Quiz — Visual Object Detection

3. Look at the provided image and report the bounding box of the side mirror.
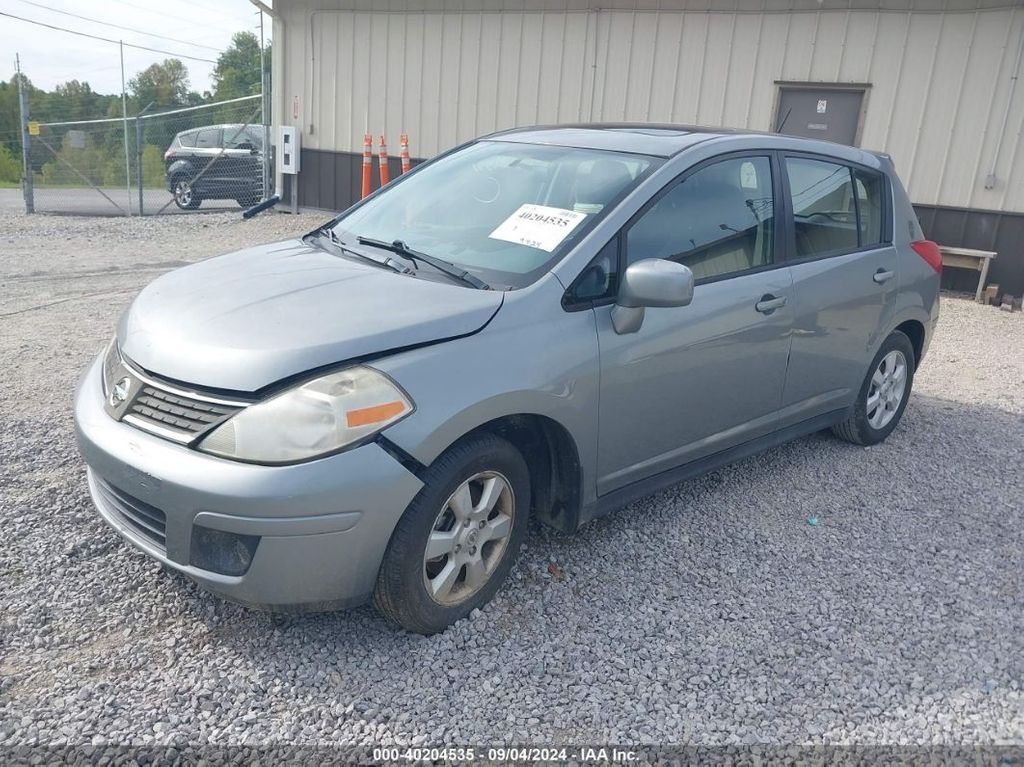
[611,258,694,334]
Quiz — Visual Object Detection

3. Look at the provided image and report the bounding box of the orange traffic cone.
[361,133,373,199]
[378,135,390,187]
[400,134,411,174]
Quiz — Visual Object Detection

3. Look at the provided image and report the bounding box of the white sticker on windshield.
[488,204,587,252]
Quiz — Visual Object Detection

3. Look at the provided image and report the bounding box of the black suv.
[164,124,266,210]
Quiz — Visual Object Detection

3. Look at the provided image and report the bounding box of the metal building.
[268,0,1024,293]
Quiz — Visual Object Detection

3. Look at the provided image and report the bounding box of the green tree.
[212,32,269,101]
[49,80,103,121]
[38,134,122,188]
[140,144,165,187]
[0,72,123,178]
[128,59,191,109]
[0,144,21,183]
[0,74,32,164]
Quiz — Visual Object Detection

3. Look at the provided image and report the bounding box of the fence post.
[135,116,144,216]
[260,8,271,202]
[119,41,132,216]
[15,54,33,214]
[262,69,271,202]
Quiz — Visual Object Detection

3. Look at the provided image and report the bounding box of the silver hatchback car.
[75,125,940,634]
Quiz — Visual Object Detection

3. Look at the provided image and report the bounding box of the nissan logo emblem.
[110,376,131,406]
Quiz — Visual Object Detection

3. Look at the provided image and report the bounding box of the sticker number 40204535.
[488,204,588,252]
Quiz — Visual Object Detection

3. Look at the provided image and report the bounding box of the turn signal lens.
[346,401,407,428]
[198,366,413,464]
[911,240,942,273]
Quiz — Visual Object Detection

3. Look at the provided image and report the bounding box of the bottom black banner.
[2,744,1023,766]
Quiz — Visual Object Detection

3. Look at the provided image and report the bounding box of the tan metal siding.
[946,9,1012,208]
[279,2,1024,212]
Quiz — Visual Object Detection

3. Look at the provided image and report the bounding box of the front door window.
[626,156,774,282]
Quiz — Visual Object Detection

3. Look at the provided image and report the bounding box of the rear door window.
[244,126,264,148]
[785,157,858,258]
[195,128,221,148]
[224,127,255,149]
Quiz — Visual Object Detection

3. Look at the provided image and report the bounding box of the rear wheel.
[832,330,916,446]
[172,178,201,210]
[373,433,530,634]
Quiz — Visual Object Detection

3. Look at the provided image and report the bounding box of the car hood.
[118,238,504,392]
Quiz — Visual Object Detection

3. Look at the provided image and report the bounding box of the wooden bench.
[938,246,997,303]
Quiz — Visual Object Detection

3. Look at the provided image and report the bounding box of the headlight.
[197,366,413,464]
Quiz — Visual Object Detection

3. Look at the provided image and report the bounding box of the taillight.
[164,150,175,161]
[911,239,942,273]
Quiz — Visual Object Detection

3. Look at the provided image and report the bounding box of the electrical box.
[279,126,300,174]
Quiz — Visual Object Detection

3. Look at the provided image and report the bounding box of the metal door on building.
[775,86,866,146]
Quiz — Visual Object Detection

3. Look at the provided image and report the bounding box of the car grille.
[103,343,248,444]
[93,475,167,550]
[128,385,241,437]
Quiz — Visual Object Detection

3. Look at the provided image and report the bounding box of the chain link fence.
[24,95,271,216]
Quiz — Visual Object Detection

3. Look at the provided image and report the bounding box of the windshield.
[332,140,659,288]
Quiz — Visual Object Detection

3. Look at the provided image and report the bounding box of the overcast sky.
[2,0,270,95]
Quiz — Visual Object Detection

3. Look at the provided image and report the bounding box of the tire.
[831,330,916,446]
[373,433,530,635]
[172,178,201,210]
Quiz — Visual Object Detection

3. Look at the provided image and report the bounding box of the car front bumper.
[74,353,424,611]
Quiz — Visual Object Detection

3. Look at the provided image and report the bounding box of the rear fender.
[166,159,195,184]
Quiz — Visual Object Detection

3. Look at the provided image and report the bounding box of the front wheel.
[172,178,201,210]
[832,330,916,446]
[373,433,530,634]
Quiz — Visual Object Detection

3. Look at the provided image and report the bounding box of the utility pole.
[120,41,132,216]
[15,53,33,214]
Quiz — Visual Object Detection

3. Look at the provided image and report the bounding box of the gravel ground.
[1,209,1022,753]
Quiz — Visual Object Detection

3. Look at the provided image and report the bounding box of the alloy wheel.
[423,471,515,606]
[174,180,192,207]
[866,349,907,430]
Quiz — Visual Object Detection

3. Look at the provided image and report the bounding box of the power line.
[168,0,254,26]
[109,0,247,28]
[0,11,217,63]
[12,0,222,51]
[106,0,202,25]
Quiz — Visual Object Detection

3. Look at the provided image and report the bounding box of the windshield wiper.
[356,236,490,290]
[312,227,412,275]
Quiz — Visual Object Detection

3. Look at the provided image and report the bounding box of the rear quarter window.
[854,168,884,247]
[177,132,197,148]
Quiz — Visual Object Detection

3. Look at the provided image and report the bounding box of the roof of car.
[178,123,254,134]
[488,124,725,156]
[487,123,887,165]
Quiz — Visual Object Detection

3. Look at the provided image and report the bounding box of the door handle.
[755,294,787,314]
[873,268,895,284]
